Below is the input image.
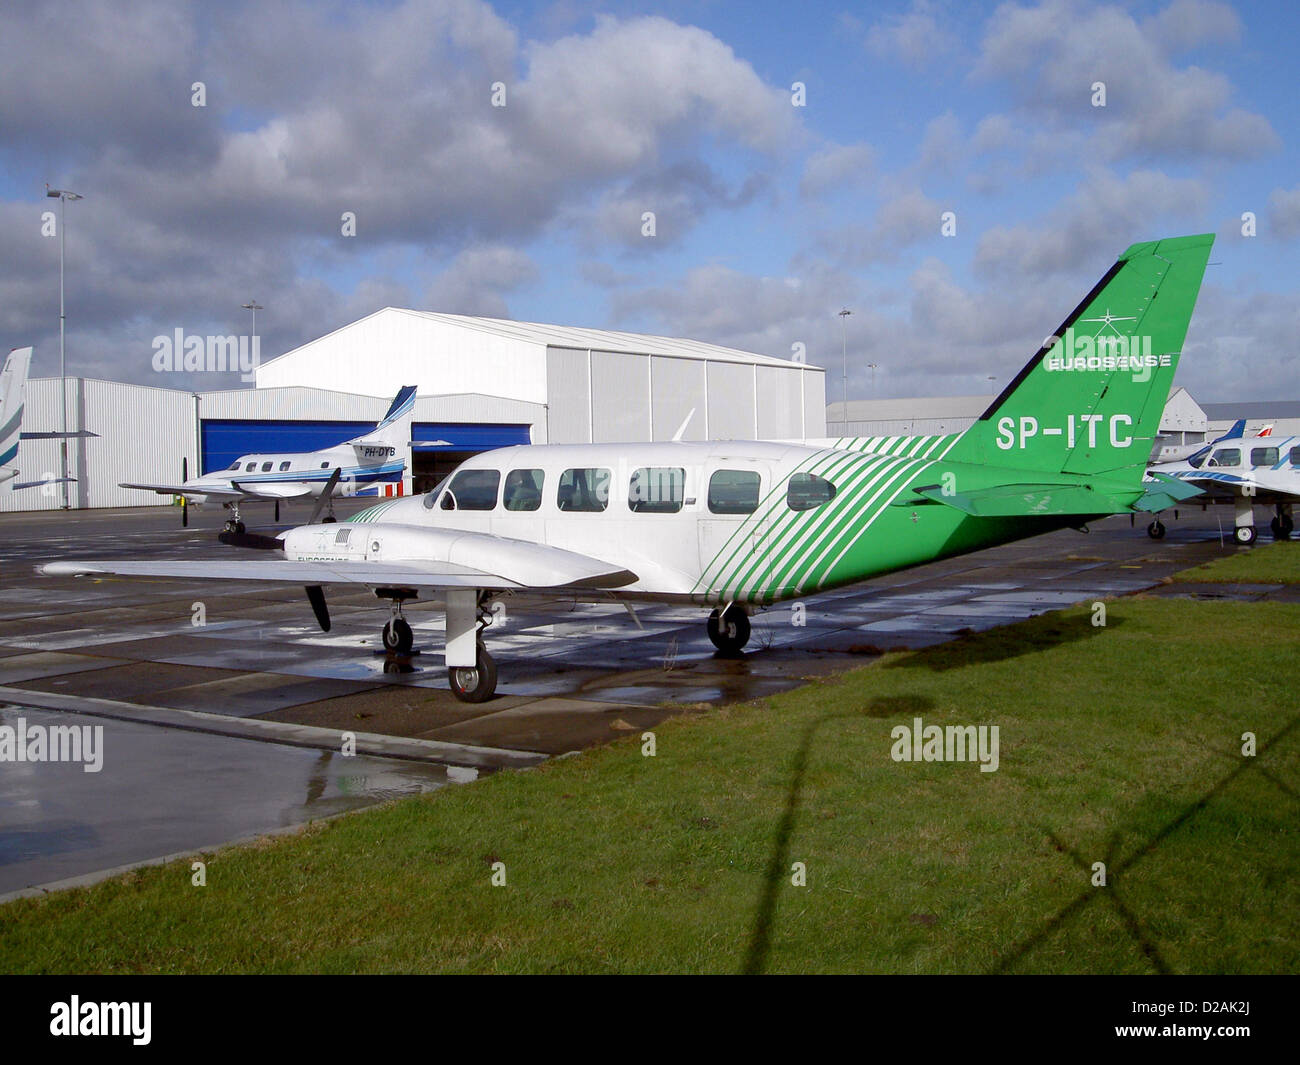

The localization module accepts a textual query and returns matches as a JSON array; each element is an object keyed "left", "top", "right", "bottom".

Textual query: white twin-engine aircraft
[
  {"left": 1146, "top": 427, "right": 1299, "bottom": 545},
  {"left": 45, "top": 234, "right": 1216, "bottom": 702},
  {"left": 119, "top": 386, "right": 433, "bottom": 532}
]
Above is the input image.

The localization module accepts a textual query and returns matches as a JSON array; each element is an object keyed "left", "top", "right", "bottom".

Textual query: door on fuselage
[{"left": 697, "top": 463, "right": 771, "bottom": 584}]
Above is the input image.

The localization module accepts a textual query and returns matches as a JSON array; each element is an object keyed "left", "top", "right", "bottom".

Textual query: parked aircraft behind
[
  {"left": 1150, "top": 418, "right": 1245, "bottom": 465},
  {"left": 46, "top": 234, "right": 1215, "bottom": 702},
  {"left": 1146, "top": 429, "right": 1299, "bottom": 544},
  {"left": 119, "top": 386, "right": 439, "bottom": 531}
]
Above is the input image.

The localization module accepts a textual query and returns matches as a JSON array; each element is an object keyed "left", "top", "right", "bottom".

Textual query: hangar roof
[{"left": 258, "top": 307, "right": 812, "bottom": 371}]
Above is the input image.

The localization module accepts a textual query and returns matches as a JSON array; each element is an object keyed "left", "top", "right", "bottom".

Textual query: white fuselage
[{"left": 1151, "top": 433, "right": 1300, "bottom": 503}]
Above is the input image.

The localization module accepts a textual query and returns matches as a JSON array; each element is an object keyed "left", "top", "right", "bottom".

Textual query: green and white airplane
[{"left": 44, "top": 234, "right": 1213, "bottom": 702}]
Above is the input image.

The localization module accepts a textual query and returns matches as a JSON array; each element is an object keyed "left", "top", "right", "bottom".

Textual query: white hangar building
[
  {"left": 2, "top": 310, "right": 825, "bottom": 512},
  {"left": 256, "top": 308, "right": 826, "bottom": 446}
]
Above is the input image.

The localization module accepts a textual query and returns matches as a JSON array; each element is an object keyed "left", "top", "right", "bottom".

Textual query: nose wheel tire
[
  {"left": 707, "top": 606, "right": 751, "bottom": 653},
  {"left": 1234, "top": 525, "right": 1257, "bottom": 546},
  {"left": 382, "top": 618, "right": 414, "bottom": 654},
  {"left": 449, "top": 642, "right": 497, "bottom": 703},
  {"left": 1147, "top": 520, "right": 1166, "bottom": 540}
]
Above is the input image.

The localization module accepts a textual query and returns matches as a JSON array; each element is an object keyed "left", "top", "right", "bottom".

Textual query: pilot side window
[
  {"left": 708, "top": 470, "right": 761, "bottom": 514},
  {"left": 279, "top": 461, "right": 291, "bottom": 472},
  {"left": 1208, "top": 448, "right": 1241, "bottom": 467},
  {"left": 628, "top": 467, "right": 684, "bottom": 513},
  {"left": 320, "top": 462, "right": 329, "bottom": 468},
  {"left": 1292, "top": 447, "right": 1300, "bottom": 466},
  {"left": 441, "top": 469, "right": 500, "bottom": 511},
  {"left": 1251, "top": 447, "right": 1279, "bottom": 467},
  {"left": 786, "top": 472, "right": 837, "bottom": 511},
  {"left": 227, "top": 461, "right": 241, "bottom": 471},
  {"left": 557, "top": 468, "right": 611, "bottom": 512},
  {"left": 503, "top": 469, "right": 544, "bottom": 511}
]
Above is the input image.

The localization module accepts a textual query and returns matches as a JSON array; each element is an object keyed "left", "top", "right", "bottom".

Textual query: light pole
[
  {"left": 867, "top": 362, "right": 879, "bottom": 392},
  {"left": 241, "top": 300, "right": 263, "bottom": 350},
  {"left": 46, "top": 184, "right": 83, "bottom": 509},
  {"left": 838, "top": 308, "right": 852, "bottom": 430}
]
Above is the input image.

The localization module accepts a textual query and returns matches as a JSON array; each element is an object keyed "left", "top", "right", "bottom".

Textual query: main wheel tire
[
  {"left": 234, "top": 520, "right": 246, "bottom": 535},
  {"left": 382, "top": 617, "right": 414, "bottom": 654},
  {"left": 1234, "top": 525, "right": 1257, "bottom": 546},
  {"left": 449, "top": 642, "right": 497, "bottom": 703},
  {"left": 1147, "top": 520, "right": 1166, "bottom": 540},
  {"left": 707, "top": 606, "right": 751, "bottom": 653}
]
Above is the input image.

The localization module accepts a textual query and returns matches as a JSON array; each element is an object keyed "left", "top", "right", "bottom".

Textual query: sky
[{"left": 3, "top": 0, "right": 1298, "bottom": 407}]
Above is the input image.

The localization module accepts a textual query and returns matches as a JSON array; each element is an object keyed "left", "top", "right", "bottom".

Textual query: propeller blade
[
  {"left": 305, "top": 585, "right": 331, "bottom": 631},
  {"left": 218, "top": 530, "right": 284, "bottom": 551},
  {"left": 181, "top": 457, "right": 188, "bottom": 528},
  {"left": 274, "top": 499, "right": 280, "bottom": 523},
  {"left": 307, "top": 468, "right": 342, "bottom": 525}
]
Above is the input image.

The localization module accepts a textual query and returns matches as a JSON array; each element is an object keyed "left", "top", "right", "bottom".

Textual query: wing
[
  {"left": 42, "top": 546, "right": 637, "bottom": 593},
  {"left": 119, "top": 481, "right": 248, "bottom": 500}
]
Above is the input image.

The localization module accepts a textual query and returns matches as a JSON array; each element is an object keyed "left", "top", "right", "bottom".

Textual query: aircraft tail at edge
[{"left": 0, "top": 347, "right": 33, "bottom": 475}]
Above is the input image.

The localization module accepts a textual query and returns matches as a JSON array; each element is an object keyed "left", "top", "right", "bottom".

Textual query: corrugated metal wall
[
  {"left": 590, "top": 351, "right": 651, "bottom": 441},
  {"left": 650, "top": 356, "right": 706, "bottom": 440},
  {"left": 706, "top": 362, "right": 755, "bottom": 440},
  {"left": 1, "top": 378, "right": 197, "bottom": 513},
  {"left": 756, "top": 365, "right": 802, "bottom": 439},
  {"left": 545, "top": 348, "right": 592, "bottom": 444}
]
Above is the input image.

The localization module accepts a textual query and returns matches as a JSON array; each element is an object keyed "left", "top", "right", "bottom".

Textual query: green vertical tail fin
[{"left": 947, "top": 234, "right": 1214, "bottom": 476}]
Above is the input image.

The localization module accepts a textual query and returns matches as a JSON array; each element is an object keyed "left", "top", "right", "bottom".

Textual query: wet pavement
[{"left": 0, "top": 499, "right": 1282, "bottom": 895}]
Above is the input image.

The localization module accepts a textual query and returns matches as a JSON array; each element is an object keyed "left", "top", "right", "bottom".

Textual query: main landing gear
[
  {"left": 373, "top": 587, "right": 498, "bottom": 702},
  {"left": 1233, "top": 498, "right": 1257, "bottom": 546},
  {"left": 444, "top": 589, "right": 498, "bottom": 703},
  {"left": 1147, "top": 520, "right": 1166, "bottom": 540},
  {"left": 222, "top": 501, "right": 245, "bottom": 535},
  {"left": 707, "top": 604, "right": 751, "bottom": 654}
]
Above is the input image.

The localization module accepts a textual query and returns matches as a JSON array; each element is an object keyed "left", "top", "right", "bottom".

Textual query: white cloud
[
  {"left": 866, "top": 3, "right": 960, "bottom": 69},
  {"left": 799, "top": 142, "right": 875, "bottom": 198}
]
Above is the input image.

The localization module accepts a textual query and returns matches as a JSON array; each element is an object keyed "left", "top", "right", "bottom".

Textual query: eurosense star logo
[{"left": 1078, "top": 308, "right": 1138, "bottom": 335}]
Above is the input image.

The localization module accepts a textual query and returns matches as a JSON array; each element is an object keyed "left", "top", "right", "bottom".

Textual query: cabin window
[
  {"left": 1251, "top": 447, "right": 1279, "bottom": 467},
  {"left": 442, "top": 469, "right": 500, "bottom": 511},
  {"left": 786, "top": 472, "right": 837, "bottom": 511},
  {"left": 557, "top": 468, "right": 611, "bottom": 512},
  {"left": 245, "top": 462, "right": 257, "bottom": 472},
  {"left": 1291, "top": 447, "right": 1300, "bottom": 466},
  {"left": 708, "top": 470, "right": 761, "bottom": 515},
  {"left": 320, "top": 462, "right": 330, "bottom": 469},
  {"left": 261, "top": 462, "right": 273, "bottom": 472},
  {"left": 1208, "top": 448, "right": 1241, "bottom": 467},
  {"left": 503, "top": 469, "right": 544, "bottom": 511},
  {"left": 279, "top": 461, "right": 291, "bottom": 472},
  {"left": 628, "top": 467, "right": 684, "bottom": 513}
]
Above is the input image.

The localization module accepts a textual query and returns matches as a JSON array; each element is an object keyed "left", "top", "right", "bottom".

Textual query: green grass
[
  {"left": 1172, "top": 539, "right": 1300, "bottom": 584},
  {"left": 2, "top": 598, "right": 1296, "bottom": 974}
]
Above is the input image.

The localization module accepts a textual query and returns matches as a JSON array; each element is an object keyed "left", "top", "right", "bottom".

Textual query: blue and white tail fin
[
  {"left": 0, "top": 347, "right": 32, "bottom": 477},
  {"left": 344, "top": 385, "right": 417, "bottom": 453}
]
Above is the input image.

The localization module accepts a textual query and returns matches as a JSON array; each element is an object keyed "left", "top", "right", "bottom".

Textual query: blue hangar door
[{"left": 201, "top": 420, "right": 531, "bottom": 495}]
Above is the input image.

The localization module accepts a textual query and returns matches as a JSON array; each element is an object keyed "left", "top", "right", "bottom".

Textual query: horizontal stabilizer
[
  {"left": 12, "top": 475, "right": 76, "bottom": 490},
  {"left": 1131, "top": 472, "right": 1206, "bottom": 513},
  {"left": 911, "top": 481, "right": 1116, "bottom": 518},
  {"left": 19, "top": 429, "right": 99, "bottom": 439}
]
